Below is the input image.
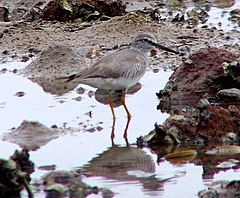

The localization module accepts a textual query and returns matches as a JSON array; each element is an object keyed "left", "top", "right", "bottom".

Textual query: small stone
[
  {"left": 59, "top": 100, "right": 65, "bottom": 104},
  {"left": 222, "top": 132, "right": 237, "bottom": 143},
  {"left": 45, "top": 183, "right": 68, "bottom": 197},
  {"left": 21, "top": 56, "right": 30, "bottom": 62},
  {"left": 86, "top": 127, "right": 96, "bottom": 133},
  {"left": 228, "top": 105, "right": 239, "bottom": 114},
  {"left": 197, "top": 98, "right": 210, "bottom": 109},
  {"left": 28, "top": 48, "right": 41, "bottom": 54},
  {"left": 217, "top": 159, "right": 239, "bottom": 169},
  {"left": 73, "top": 96, "right": 82, "bottom": 102},
  {"left": 184, "top": 58, "right": 193, "bottom": 65},
  {"left": 88, "top": 90, "right": 95, "bottom": 98},
  {"left": 230, "top": 9, "right": 240, "bottom": 16},
  {"left": 217, "top": 88, "right": 240, "bottom": 101},
  {"left": 96, "top": 126, "right": 103, "bottom": 131},
  {"left": 15, "top": 91, "right": 25, "bottom": 97},
  {"left": 152, "top": 68, "right": 160, "bottom": 73},
  {"left": 76, "top": 87, "right": 85, "bottom": 94},
  {"left": 0, "top": 7, "right": 9, "bottom": 22},
  {"left": 205, "top": 145, "right": 240, "bottom": 155},
  {"left": 1, "top": 68, "right": 7, "bottom": 73},
  {"left": 198, "top": 189, "right": 218, "bottom": 198},
  {"left": 28, "top": 53, "right": 34, "bottom": 58},
  {"left": 3, "top": 29, "right": 9, "bottom": 33},
  {"left": 100, "top": 15, "right": 111, "bottom": 21},
  {"left": 2, "top": 50, "right": 9, "bottom": 55},
  {"left": 101, "top": 188, "right": 114, "bottom": 198},
  {"left": 38, "top": 164, "right": 56, "bottom": 171},
  {"left": 51, "top": 125, "right": 58, "bottom": 129}
]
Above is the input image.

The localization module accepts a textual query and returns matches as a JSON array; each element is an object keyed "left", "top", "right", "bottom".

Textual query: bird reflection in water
[{"left": 81, "top": 145, "right": 165, "bottom": 193}]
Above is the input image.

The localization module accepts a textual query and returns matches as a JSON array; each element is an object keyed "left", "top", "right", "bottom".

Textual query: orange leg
[
  {"left": 123, "top": 117, "right": 131, "bottom": 146},
  {"left": 108, "top": 93, "right": 116, "bottom": 143},
  {"left": 120, "top": 92, "right": 131, "bottom": 119},
  {"left": 121, "top": 91, "right": 131, "bottom": 145}
]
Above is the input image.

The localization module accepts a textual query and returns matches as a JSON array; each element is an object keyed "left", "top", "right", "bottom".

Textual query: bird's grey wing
[{"left": 71, "top": 49, "right": 148, "bottom": 81}]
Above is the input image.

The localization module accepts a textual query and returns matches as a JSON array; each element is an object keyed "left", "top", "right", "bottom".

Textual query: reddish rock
[
  {"left": 76, "top": 0, "right": 126, "bottom": 16},
  {"left": 163, "top": 114, "right": 198, "bottom": 142},
  {"left": 42, "top": 0, "right": 73, "bottom": 21},
  {"left": 91, "top": 0, "right": 126, "bottom": 17},
  {"left": 197, "top": 106, "right": 240, "bottom": 143},
  {"left": 150, "top": 105, "right": 240, "bottom": 145},
  {"left": 159, "top": 48, "right": 239, "bottom": 102},
  {"left": 42, "top": 0, "right": 126, "bottom": 21}
]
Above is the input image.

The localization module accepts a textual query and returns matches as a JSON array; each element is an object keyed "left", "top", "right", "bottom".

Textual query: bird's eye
[{"left": 143, "top": 38, "right": 149, "bottom": 42}]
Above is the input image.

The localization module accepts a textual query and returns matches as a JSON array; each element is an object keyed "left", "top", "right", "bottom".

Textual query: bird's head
[{"left": 131, "top": 33, "right": 179, "bottom": 54}]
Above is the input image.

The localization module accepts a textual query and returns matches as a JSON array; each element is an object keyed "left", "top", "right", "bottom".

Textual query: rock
[
  {"left": 10, "top": 149, "right": 34, "bottom": 175},
  {"left": 186, "top": 7, "right": 209, "bottom": 27},
  {"left": 2, "top": 49, "right": 9, "bottom": 55},
  {"left": 158, "top": 48, "right": 240, "bottom": 111},
  {"left": 216, "top": 159, "right": 239, "bottom": 169},
  {"left": 19, "top": 45, "right": 87, "bottom": 95},
  {"left": 153, "top": 48, "right": 240, "bottom": 145},
  {"left": 42, "top": 0, "right": 77, "bottom": 21},
  {"left": 197, "top": 98, "right": 210, "bottom": 109},
  {"left": 230, "top": 9, "right": 240, "bottom": 23},
  {"left": 217, "top": 88, "right": 240, "bottom": 101},
  {"left": 45, "top": 183, "right": 68, "bottom": 197},
  {"left": 198, "top": 188, "right": 217, "bottom": 198},
  {"left": 42, "top": 0, "right": 126, "bottom": 21},
  {"left": 145, "top": 104, "right": 240, "bottom": 145},
  {"left": 198, "top": 180, "right": 240, "bottom": 198},
  {"left": 196, "top": 106, "right": 240, "bottom": 143},
  {"left": 82, "top": 0, "right": 126, "bottom": 17},
  {"left": 21, "top": 55, "right": 29, "bottom": 62},
  {"left": 205, "top": 145, "right": 240, "bottom": 155},
  {"left": 15, "top": 91, "right": 25, "bottom": 97},
  {"left": 230, "top": 9, "right": 240, "bottom": 16},
  {"left": 43, "top": 171, "right": 80, "bottom": 186},
  {"left": 211, "top": 0, "right": 235, "bottom": 8},
  {"left": 10, "top": 7, "right": 28, "bottom": 21},
  {"left": 0, "top": 6, "right": 9, "bottom": 21},
  {"left": 0, "top": 149, "right": 34, "bottom": 198},
  {"left": 3, "top": 28, "right": 9, "bottom": 33},
  {"left": 3, "top": 120, "right": 59, "bottom": 150},
  {"left": 102, "top": 188, "right": 114, "bottom": 198},
  {"left": 43, "top": 170, "right": 110, "bottom": 197}
]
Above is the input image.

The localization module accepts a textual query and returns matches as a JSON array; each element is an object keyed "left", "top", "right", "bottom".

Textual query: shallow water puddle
[{"left": 0, "top": 61, "right": 240, "bottom": 197}]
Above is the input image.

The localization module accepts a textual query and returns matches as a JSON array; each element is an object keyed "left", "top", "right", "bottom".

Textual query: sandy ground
[{"left": 0, "top": 3, "right": 239, "bottom": 70}]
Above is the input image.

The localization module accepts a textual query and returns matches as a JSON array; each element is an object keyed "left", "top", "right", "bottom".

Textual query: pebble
[
  {"left": 76, "top": 87, "right": 85, "bottom": 94},
  {"left": 21, "top": 55, "right": 30, "bottom": 62},
  {"left": 2, "top": 50, "right": 9, "bottom": 55},
  {"left": 15, "top": 91, "right": 25, "bottom": 97},
  {"left": 3, "top": 29, "right": 9, "bottom": 33},
  {"left": 217, "top": 88, "right": 240, "bottom": 101}
]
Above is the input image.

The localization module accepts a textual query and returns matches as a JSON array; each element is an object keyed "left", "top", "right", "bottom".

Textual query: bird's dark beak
[{"left": 154, "top": 43, "right": 179, "bottom": 54}]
